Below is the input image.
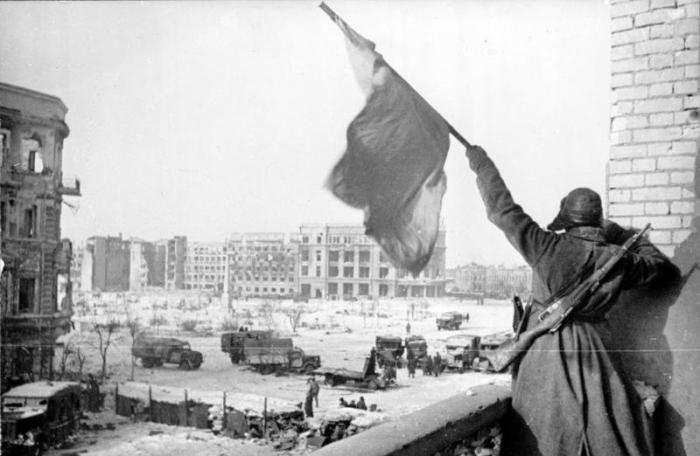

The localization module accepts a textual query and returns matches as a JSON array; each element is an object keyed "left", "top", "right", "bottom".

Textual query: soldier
[
  {"left": 407, "top": 356, "right": 416, "bottom": 379},
  {"left": 304, "top": 378, "right": 315, "bottom": 418},
  {"left": 424, "top": 355, "right": 433, "bottom": 376},
  {"left": 464, "top": 144, "right": 678, "bottom": 456},
  {"left": 309, "top": 376, "right": 320, "bottom": 407},
  {"left": 357, "top": 396, "right": 367, "bottom": 410},
  {"left": 433, "top": 352, "right": 442, "bottom": 377}
]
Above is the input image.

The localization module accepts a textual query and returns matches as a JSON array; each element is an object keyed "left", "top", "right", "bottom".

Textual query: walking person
[
  {"left": 433, "top": 352, "right": 442, "bottom": 377},
  {"left": 463, "top": 144, "right": 678, "bottom": 456},
  {"left": 407, "top": 356, "right": 416, "bottom": 379},
  {"left": 304, "top": 378, "right": 315, "bottom": 418},
  {"left": 309, "top": 376, "right": 320, "bottom": 407},
  {"left": 424, "top": 355, "right": 433, "bottom": 376}
]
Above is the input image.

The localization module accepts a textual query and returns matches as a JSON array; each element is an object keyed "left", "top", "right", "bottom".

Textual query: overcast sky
[{"left": 0, "top": 1, "right": 610, "bottom": 267}]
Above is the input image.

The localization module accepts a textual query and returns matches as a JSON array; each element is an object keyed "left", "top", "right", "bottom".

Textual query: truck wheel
[
  {"left": 142, "top": 358, "right": 153, "bottom": 368},
  {"left": 179, "top": 360, "right": 193, "bottom": 370},
  {"left": 230, "top": 354, "right": 240, "bottom": 365},
  {"left": 324, "top": 374, "right": 336, "bottom": 386}
]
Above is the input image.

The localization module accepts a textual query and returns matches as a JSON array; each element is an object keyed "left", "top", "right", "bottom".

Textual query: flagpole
[{"left": 319, "top": 2, "right": 473, "bottom": 149}]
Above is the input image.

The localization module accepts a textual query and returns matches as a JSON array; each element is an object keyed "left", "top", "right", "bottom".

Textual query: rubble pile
[{"left": 433, "top": 424, "right": 502, "bottom": 456}]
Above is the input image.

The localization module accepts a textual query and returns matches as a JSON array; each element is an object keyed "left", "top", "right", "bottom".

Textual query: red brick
[
  {"left": 671, "top": 170, "right": 695, "bottom": 183},
  {"left": 672, "top": 229, "right": 693, "bottom": 244},
  {"left": 609, "top": 216, "right": 633, "bottom": 226},
  {"left": 632, "top": 186, "right": 683, "bottom": 200},
  {"left": 635, "top": 37, "right": 685, "bottom": 55},
  {"left": 633, "top": 158, "right": 657, "bottom": 171},
  {"left": 650, "top": 53, "right": 674, "bottom": 68},
  {"left": 612, "top": 27, "right": 651, "bottom": 45},
  {"left": 612, "top": 131, "right": 633, "bottom": 145},
  {"left": 633, "top": 127, "right": 683, "bottom": 142},
  {"left": 650, "top": 82, "right": 674, "bottom": 96},
  {"left": 611, "top": 144, "right": 648, "bottom": 158},
  {"left": 650, "top": 112, "right": 675, "bottom": 125},
  {"left": 612, "top": 101, "right": 635, "bottom": 116},
  {"left": 613, "top": 44, "right": 636, "bottom": 61},
  {"left": 612, "top": 73, "right": 635, "bottom": 88},
  {"left": 609, "top": 189, "right": 632, "bottom": 202},
  {"left": 610, "top": 159, "right": 634, "bottom": 174},
  {"left": 671, "top": 141, "right": 699, "bottom": 154},
  {"left": 645, "top": 201, "right": 670, "bottom": 214},
  {"left": 649, "top": 229, "right": 672, "bottom": 244},
  {"left": 612, "top": 17, "right": 634, "bottom": 32},
  {"left": 645, "top": 171, "right": 670, "bottom": 185},
  {"left": 612, "top": 115, "right": 649, "bottom": 131},
  {"left": 635, "top": 68, "right": 684, "bottom": 84},
  {"left": 657, "top": 155, "right": 696, "bottom": 169},
  {"left": 613, "top": 57, "right": 650, "bottom": 74},
  {"left": 675, "top": 50, "right": 700, "bottom": 65},
  {"left": 674, "top": 80, "right": 699, "bottom": 94},
  {"left": 636, "top": 8, "right": 685, "bottom": 26},
  {"left": 609, "top": 202, "right": 646, "bottom": 216},
  {"left": 632, "top": 215, "right": 683, "bottom": 229},
  {"left": 634, "top": 97, "right": 683, "bottom": 113},
  {"left": 612, "top": 1, "right": 651, "bottom": 18},
  {"left": 610, "top": 173, "right": 646, "bottom": 188},
  {"left": 671, "top": 201, "right": 696, "bottom": 213}
]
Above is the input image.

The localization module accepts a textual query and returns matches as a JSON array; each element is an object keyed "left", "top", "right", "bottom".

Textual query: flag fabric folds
[{"left": 323, "top": 4, "right": 449, "bottom": 276}]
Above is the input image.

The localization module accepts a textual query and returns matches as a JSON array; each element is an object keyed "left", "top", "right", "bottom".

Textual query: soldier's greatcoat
[{"left": 465, "top": 146, "right": 677, "bottom": 456}]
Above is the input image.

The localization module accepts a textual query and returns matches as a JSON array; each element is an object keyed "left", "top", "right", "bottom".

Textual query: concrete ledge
[{"left": 313, "top": 383, "right": 511, "bottom": 456}]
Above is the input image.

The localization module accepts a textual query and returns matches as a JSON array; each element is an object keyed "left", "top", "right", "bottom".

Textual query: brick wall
[
  {"left": 608, "top": 2, "right": 699, "bottom": 454},
  {"left": 609, "top": 0, "right": 699, "bottom": 257}
]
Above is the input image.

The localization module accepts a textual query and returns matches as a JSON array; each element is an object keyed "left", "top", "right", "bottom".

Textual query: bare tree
[
  {"left": 259, "top": 301, "right": 276, "bottom": 329},
  {"left": 74, "top": 347, "right": 87, "bottom": 378},
  {"left": 57, "top": 342, "right": 74, "bottom": 380},
  {"left": 92, "top": 320, "right": 120, "bottom": 381},
  {"left": 125, "top": 310, "right": 141, "bottom": 381},
  {"left": 283, "top": 306, "right": 305, "bottom": 333}
]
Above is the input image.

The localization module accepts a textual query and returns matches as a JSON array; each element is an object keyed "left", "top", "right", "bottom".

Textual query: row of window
[
  {"left": 0, "top": 200, "right": 38, "bottom": 239},
  {"left": 300, "top": 265, "right": 390, "bottom": 278}
]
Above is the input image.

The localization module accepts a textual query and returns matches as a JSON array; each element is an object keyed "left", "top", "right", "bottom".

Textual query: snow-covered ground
[{"left": 50, "top": 296, "right": 514, "bottom": 454}]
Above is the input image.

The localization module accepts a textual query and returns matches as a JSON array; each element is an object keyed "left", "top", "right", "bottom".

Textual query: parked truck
[
  {"left": 243, "top": 337, "right": 321, "bottom": 375},
  {"left": 313, "top": 353, "right": 387, "bottom": 390},
  {"left": 132, "top": 335, "right": 203, "bottom": 370},
  {"left": 405, "top": 335, "right": 428, "bottom": 366},
  {"left": 443, "top": 331, "right": 514, "bottom": 372},
  {"left": 220, "top": 330, "right": 273, "bottom": 364},
  {"left": 375, "top": 335, "right": 404, "bottom": 368},
  {"left": 436, "top": 311, "right": 464, "bottom": 330}
]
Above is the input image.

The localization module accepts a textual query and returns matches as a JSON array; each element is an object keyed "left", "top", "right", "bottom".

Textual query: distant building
[
  {"left": 128, "top": 238, "right": 150, "bottom": 292},
  {"left": 152, "top": 240, "right": 167, "bottom": 288},
  {"left": 165, "top": 236, "right": 187, "bottom": 290},
  {"left": 226, "top": 233, "right": 298, "bottom": 298},
  {"left": 0, "top": 82, "right": 80, "bottom": 386},
  {"left": 297, "top": 224, "right": 447, "bottom": 299},
  {"left": 185, "top": 241, "right": 226, "bottom": 292},
  {"left": 85, "top": 235, "right": 130, "bottom": 292},
  {"left": 450, "top": 263, "right": 532, "bottom": 298}
]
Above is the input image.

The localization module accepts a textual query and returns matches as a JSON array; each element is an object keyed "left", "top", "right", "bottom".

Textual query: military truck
[
  {"left": 221, "top": 330, "right": 273, "bottom": 364},
  {"left": 436, "top": 311, "right": 464, "bottom": 330},
  {"left": 405, "top": 335, "right": 428, "bottom": 366},
  {"left": 444, "top": 335, "right": 481, "bottom": 372},
  {"left": 313, "top": 353, "right": 387, "bottom": 390},
  {"left": 132, "top": 335, "right": 203, "bottom": 370},
  {"left": 375, "top": 335, "right": 404, "bottom": 368},
  {"left": 2, "top": 381, "right": 82, "bottom": 455},
  {"left": 243, "top": 337, "right": 321, "bottom": 374}
]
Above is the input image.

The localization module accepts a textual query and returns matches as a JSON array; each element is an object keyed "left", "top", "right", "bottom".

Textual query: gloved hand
[{"left": 465, "top": 144, "right": 488, "bottom": 172}]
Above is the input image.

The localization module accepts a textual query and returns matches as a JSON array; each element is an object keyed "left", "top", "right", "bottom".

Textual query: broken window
[
  {"left": 329, "top": 250, "right": 339, "bottom": 262},
  {"left": 316, "top": 251, "right": 321, "bottom": 261},
  {"left": 19, "top": 277, "right": 36, "bottom": 313},
  {"left": 343, "top": 267, "right": 354, "bottom": 278},
  {"left": 359, "top": 250, "right": 370, "bottom": 262},
  {"left": 0, "top": 129, "right": 10, "bottom": 169},
  {"left": 343, "top": 283, "right": 353, "bottom": 296},
  {"left": 329, "top": 266, "right": 339, "bottom": 277},
  {"left": 379, "top": 267, "right": 389, "bottom": 279},
  {"left": 379, "top": 284, "right": 389, "bottom": 296},
  {"left": 344, "top": 251, "right": 354, "bottom": 263},
  {"left": 315, "top": 266, "right": 321, "bottom": 277},
  {"left": 359, "top": 283, "right": 369, "bottom": 295},
  {"left": 21, "top": 137, "right": 43, "bottom": 173},
  {"left": 301, "top": 249, "right": 309, "bottom": 261},
  {"left": 359, "top": 267, "right": 370, "bottom": 278},
  {"left": 328, "top": 283, "right": 338, "bottom": 295},
  {"left": 21, "top": 205, "right": 37, "bottom": 238},
  {"left": 301, "top": 266, "right": 308, "bottom": 276}
]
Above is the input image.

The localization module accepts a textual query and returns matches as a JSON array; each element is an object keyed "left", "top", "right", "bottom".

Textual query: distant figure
[
  {"left": 339, "top": 397, "right": 348, "bottom": 408},
  {"left": 433, "top": 353, "right": 442, "bottom": 377},
  {"left": 406, "top": 322, "right": 411, "bottom": 335},
  {"left": 424, "top": 356, "right": 433, "bottom": 376},
  {"left": 465, "top": 312, "right": 470, "bottom": 323},
  {"left": 309, "top": 376, "right": 320, "bottom": 407},
  {"left": 304, "top": 379, "right": 315, "bottom": 418},
  {"left": 407, "top": 357, "right": 416, "bottom": 378},
  {"left": 357, "top": 396, "right": 367, "bottom": 410},
  {"left": 348, "top": 400, "right": 357, "bottom": 408}
]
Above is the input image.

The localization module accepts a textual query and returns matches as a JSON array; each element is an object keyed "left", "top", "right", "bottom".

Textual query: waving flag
[{"left": 321, "top": 3, "right": 449, "bottom": 276}]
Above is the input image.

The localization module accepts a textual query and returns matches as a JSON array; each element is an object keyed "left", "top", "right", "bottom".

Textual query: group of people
[
  {"left": 405, "top": 352, "right": 442, "bottom": 378},
  {"left": 338, "top": 396, "right": 367, "bottom": 410}
]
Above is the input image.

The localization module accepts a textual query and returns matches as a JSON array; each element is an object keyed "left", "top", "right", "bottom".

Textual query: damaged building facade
[{"left": 0, "top": 82, "right": 80, "bottom": 388}]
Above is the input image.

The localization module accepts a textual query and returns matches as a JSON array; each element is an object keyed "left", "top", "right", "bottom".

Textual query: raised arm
[{"left": 465, "top": 145, "right": 556, "bottom": 267}]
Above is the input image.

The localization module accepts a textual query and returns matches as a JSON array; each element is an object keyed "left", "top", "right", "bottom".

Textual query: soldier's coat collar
[{"left": 564, "top": 226, "right": 606, "bottom": 243}]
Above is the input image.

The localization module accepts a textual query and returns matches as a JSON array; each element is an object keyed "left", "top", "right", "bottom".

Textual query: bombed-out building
[{"left": 0, "top": 82, "right": 80, "bottom": 388}]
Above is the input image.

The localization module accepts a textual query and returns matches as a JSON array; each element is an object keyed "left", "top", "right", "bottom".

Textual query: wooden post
[
  {"left": 148, "top": 385, "right": 153, "bottom": 422},
  {"left": 184, "top": 389, "right": 189, "bottom": 426},
  {"left": 263, "top": 397, "right": 268, "bottom": 439},
  {"left": 223, "top": 391, "right": 227, "bottom": 431},
  {"left": 115, "top": 383, "right": 119, "bottom": 414}
]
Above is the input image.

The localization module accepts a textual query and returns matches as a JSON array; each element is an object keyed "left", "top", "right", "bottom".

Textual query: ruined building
[{"left": 0, "top": 82, "right": 80, "bottom": 387}]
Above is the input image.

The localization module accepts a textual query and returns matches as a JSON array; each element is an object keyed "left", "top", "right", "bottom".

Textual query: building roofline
[{"left": 0, "top": 81, "right": 68, "bottom": 114}]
